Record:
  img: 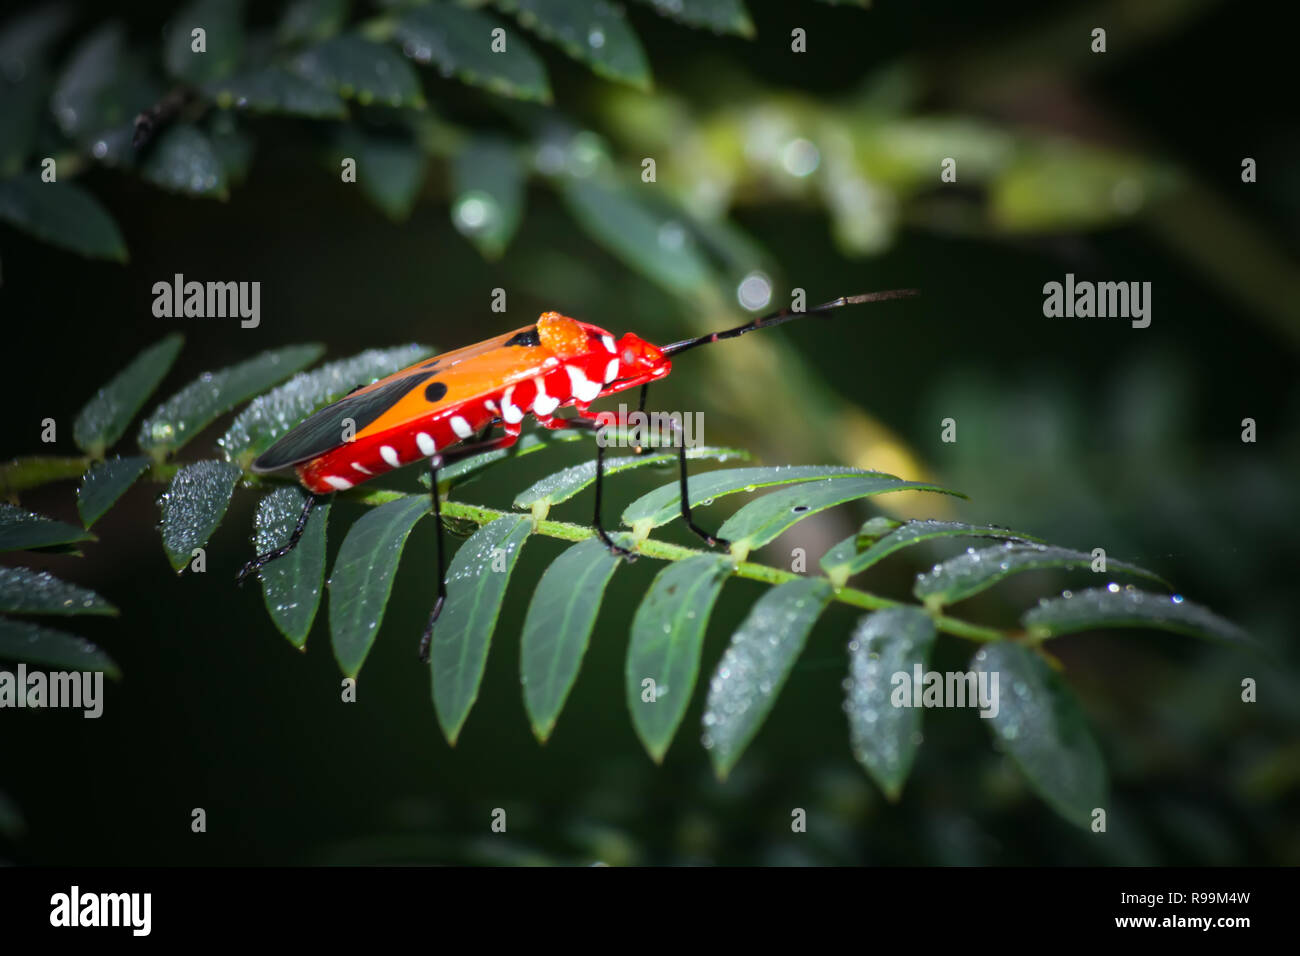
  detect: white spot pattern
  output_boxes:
[324,475,353,490]
[450,416,474,439]
[567,365,601,403]
[416,432,437,456]
[380,445,400,468]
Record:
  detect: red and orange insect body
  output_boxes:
[253,311,671,493]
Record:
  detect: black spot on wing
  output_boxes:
[251,371,438,472]
[424,380,448,402]
[504,327,540,348]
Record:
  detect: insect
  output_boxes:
[238,289,917,661]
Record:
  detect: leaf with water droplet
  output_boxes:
[140,124,230,199]
[495,0,651,89]
[521,536,624,742]
[333,124,426,221]
[159,460,242,571]
[845,607,936,800]
[914,543,1166,609]
[163,0,244,85]
[720,475,964,562]
[971,642,1107,828]
[452,136,525,259]
[0,503,95,554]
[823,519,1041,587]
[0,174,128,261]
[633,0,754,37]
[393,4,551,103]
[626,553,732,762]
[432,515,533,744]
[292,33,425,108]
[219,344,431,467]
[704,577,831,779]
[50,22,161,166]
[329,494,430,678]
[515,446,748,511]
[1023,587,1251,646]
[204,63,348,118]
[0,617,120,678]
[622,465,872,530]
[74,334,184,456]
[0,567,116,617]
[560,177,714,296]
[76,456,151,528]
[254,487,329,649]
[139,344,324,458]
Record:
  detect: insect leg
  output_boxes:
[632,384,650,455]
[666,413,729,549]
[418,430,522,663]
[418,454,447,664]
[236,492,320,585]
[545,416,635,558]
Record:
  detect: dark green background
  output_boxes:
[1,0,1297,865]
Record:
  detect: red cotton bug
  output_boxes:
[239,289,918,661]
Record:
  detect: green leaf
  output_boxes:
[393,4,551,103]
[0,567,116,617]
[0,5,74,79]
[718,475,964,562]
[626,553,732,762]
[972,642,1108,828]
[77,456,151,528]
[514,446,748,513]
[0,617,120,677]
[451,136,526,258]
[159,460,243,571]
[494,0,651,90]
[292,33,425,108]
[845,607,936,800]
[0,457,93,497]
[328,495,430,678]
[821,519,1041,588]
[914,542,1167,610]
[205,64,348,117]
[139,344,325,458]
[254,488,329,648]
[1023,587,1251,646]
[164,0,245,85]
[560,176,714,295]
[520,536,623,742]
[0,65,49,177]
[431,515,533,744]
[703,577,832,779]
[622,465,870,532]
[335,125,427,221]
[278,0,350,45]
[140,124,229,199]
[208,112,254,184]
[633,0,753,37]
[74,333,185,456]
[0,503,95,553]
[0,175,127,262]
[219,343,431,467]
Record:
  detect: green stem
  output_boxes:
[346,487,1009,644]
[8,453,1012,644]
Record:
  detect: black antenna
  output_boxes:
[660,288,919,357]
